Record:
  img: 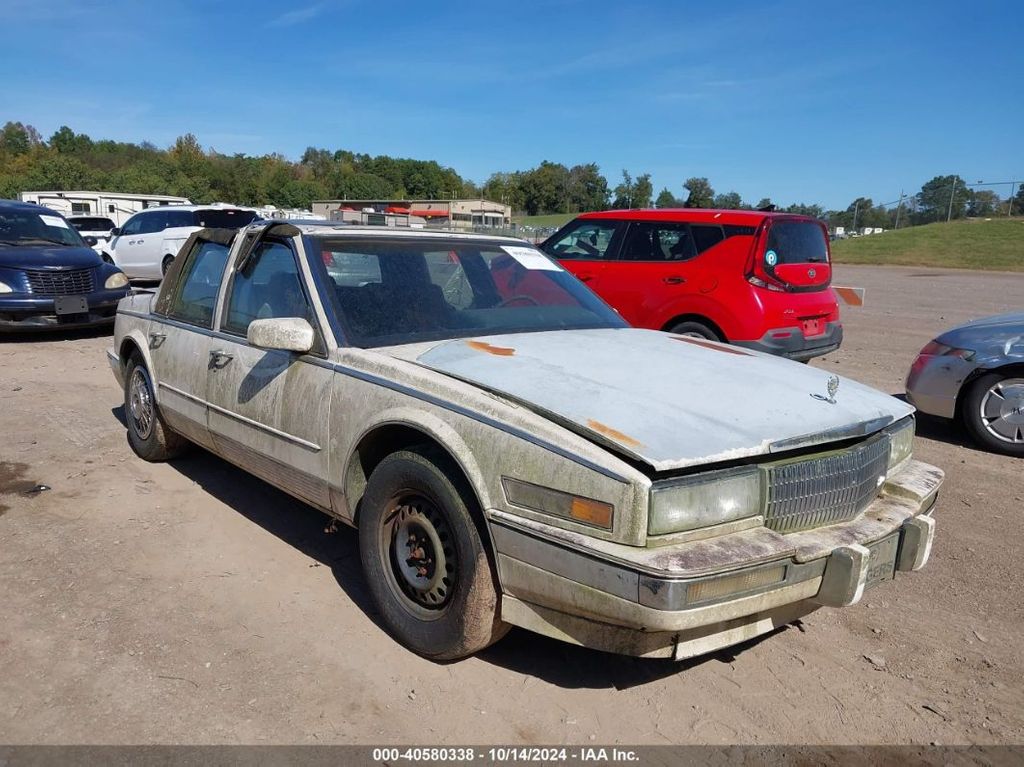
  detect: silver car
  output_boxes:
[906,312,1024,456]
[108,221,942,661]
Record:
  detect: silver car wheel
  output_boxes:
[979,377,1024,444]
[128,366,155,441]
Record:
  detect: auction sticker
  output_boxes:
[502,245,562,271]
[40,215,70,229]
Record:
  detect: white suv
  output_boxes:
[103,205,257,279]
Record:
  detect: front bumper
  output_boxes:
[735,321,843,361]
[0,290,129,331]
[489,459,941,660]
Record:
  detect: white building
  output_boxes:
[18,191,191,226]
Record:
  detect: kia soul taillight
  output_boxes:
[747,219,832,293]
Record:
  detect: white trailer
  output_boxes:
[17,191,191,226]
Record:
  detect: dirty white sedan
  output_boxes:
[108,221,943,661]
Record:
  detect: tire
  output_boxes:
[667,320,721,341]
[124,354,188,461]
[358,446,508,660]
[961,373,1024,457]
[161,255,174,276]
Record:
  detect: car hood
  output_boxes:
[403,328,913,472]
[0,245,102,271]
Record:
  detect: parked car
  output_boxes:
[539,209,842,361]
[102,204,258,280]
[67,215,116,251]
[0,200,131,331]
[108,222,941,661]
[906,313,1024,456]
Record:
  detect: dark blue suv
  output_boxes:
[0,200,132,331]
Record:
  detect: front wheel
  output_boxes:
[124,354,188,461]
[358,446,508,660]
[961,373,1024,456]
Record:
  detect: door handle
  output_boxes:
[663,276,686,285]
[209,349,234,368]
[149,332,166,348]
[577,274,595,283]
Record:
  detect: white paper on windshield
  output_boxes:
[40,215,70,229]
[501,245,562,271]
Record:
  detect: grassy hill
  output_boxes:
[512,213,575,229]
[831,218,1024,271]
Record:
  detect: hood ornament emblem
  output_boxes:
[811,375,840,404]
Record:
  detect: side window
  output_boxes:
[223,241,316,337]
[165,210,193,229]
[543,220,620,260]
[137,212,165,234]
[622,222,696,262]
[166,241,230,328]
[120,214,144,236]
[691,225,726,254]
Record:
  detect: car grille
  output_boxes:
[765,435,891,533]
[25,268,95,295]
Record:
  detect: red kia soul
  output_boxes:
[539,209,841,361]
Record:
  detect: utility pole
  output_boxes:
[946,178,957,223]
[1010,182,1017,217]
[894,190,905,229]
[852,200,860,233]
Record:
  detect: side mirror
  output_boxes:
[247,317,315,353]
[109,227,121,237]
[83,236,98,247]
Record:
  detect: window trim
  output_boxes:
[161,237,231,330]
[218,236,327,356]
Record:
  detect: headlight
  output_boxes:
[886,416,915,470]
[649,467,763,535]
[104,271,129,289]
[502,478,613,529]
[0,280,13,294]
[918,340,975,361]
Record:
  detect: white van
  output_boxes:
[105,205,258,280]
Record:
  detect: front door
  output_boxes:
[205,239,333,509]
[541,219,623,290]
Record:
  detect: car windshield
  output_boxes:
[0,209,85,246]
[765,220,829,264]
[193,209,258,229]
[310,236,626,347]
[68,217,115,231]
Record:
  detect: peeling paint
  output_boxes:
[466,340,516,357]
[672,335,750,356]
[587,419,643,449]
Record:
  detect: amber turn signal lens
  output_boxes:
[570,497,614,528]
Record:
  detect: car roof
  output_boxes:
[133,204,256,213]
[0,199,66,215]
[576,208,818,225]
[272,222,530,244]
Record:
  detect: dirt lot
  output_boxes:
[1,264,1022,746]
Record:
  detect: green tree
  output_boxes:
[0,121,42,156]
[612,170,634,208]
[683,177,715,208]
[755,197,774,210]
[632,173,653,208]
[567,163,609,212]
[1013,184,1024,216]
[967,189,1000,217]
[655,188,679,208]
[915,175,970,223]
[713,191,744,209]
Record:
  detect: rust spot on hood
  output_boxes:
[466,340,515,356]
[672,335,750,356]
[586,419,643,449]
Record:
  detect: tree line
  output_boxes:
[2,121,1021,226]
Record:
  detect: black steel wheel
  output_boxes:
[358,446,508,660]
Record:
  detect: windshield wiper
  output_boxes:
[10,237,71,246]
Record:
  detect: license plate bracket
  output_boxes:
[865,534,899,589]
[802,318,823,337]
[54,295,89,315]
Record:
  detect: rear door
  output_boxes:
[540,219,624,288]
[595,220,698,327]
[115,211,165,278]
[148,236,232,449]
[762,218,832,291]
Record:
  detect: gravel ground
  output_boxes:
[1,264,1022,745]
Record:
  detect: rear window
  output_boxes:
[192,209,258,229]
[68,217,115,231]
[765,221,828,264]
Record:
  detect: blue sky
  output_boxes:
[1,0,1021,209]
